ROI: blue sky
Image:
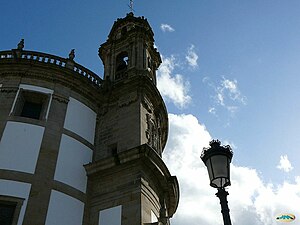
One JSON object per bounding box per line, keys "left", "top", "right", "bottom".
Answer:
{"left": 1, "top": 1, "right": 300, "bottom": 224}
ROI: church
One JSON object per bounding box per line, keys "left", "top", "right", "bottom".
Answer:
{"left": 0, "top": 12, "right": 179, "bottom": 225}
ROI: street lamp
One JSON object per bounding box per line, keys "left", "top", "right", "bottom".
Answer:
{"left": 201, "top": 140, "right": 233, "bottom": 225}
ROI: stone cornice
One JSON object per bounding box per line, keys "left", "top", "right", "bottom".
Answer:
{"left": 0, "top": 63, "right": 102, "bottom": 107}
{"left": 0, "top": 86, "right": 19, "bottom": 93}
{"left": 84, "top": 144, "right": 179, "bottom": 217}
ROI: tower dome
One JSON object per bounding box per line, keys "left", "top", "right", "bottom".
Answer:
{"left": 99, "top": 13, "right": 161, "bottom": 85}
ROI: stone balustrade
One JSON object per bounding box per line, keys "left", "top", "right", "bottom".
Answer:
{"left": 0, "top": 49, "right": 103, "bottom": 87}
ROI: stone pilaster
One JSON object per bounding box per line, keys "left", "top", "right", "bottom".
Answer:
{"left": 22, "top": 86, "right": 70, "bottom": 225}
{"left": 0, "top": 78, "right": 20, "bottom": 141}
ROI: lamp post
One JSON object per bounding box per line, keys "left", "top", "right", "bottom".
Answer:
{"left": 201, "top": 140, "right": 233, "bottom": 225}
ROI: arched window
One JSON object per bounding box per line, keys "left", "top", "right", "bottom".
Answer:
{"left": 116, "top": 52, "right": 128, "bottom": 73}
{"left": 121, "top": 26, "right": 127, "bottom": 36}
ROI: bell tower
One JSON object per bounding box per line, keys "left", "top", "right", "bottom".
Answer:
{"left": 99, "top": 12, "right": 161, "bottom": 85}
{"left": 83, "top": 13, "right": 179, "bottom": 225}
{"left": 95, "top": 13, "right": 169, "bottom": 159}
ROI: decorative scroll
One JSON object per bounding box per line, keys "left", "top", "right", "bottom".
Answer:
{"left": 142, "top": 96, "right": 153, "bottom": 113}
{"left": 52, "top": 93, "right": 69, "bottom": 104}
{"left": 146, "top": 113, "right": 162, "bottom": 151}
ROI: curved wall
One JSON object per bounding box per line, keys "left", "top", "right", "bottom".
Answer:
{"left": 0, "top": 79, "right": 97, "bottom": 225}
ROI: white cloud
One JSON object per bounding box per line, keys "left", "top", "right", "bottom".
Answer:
{"left": 163, "top": 113, "right": 300, "bottom": 225}
{"left": 185, "top": 44, "right": 198, "bottom": 68}
{"left": 277, "top": 155, "right": 293, "bottom": 172}
{"left": 161, "top": 23, "right": 175, "bottom": 32}
{"left": 223, "top": 139, "right": 237, "bottom": 149}
{"left": 208, "top": 107, "right": 216, "bottom": 115}
{"left": 204, "top": 76, "right": 246, "bottom": 116}
{"left": 217, "top": 77, "right": 247, "bottom": 107}
{"left": 217, "top": 92, "right": 225, "bottom": 106}
{"left": 157, "top": 56, "right": 191, "bottom": 108}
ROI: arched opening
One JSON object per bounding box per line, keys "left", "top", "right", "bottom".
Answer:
{"left": 116, "top": 52, "right": 129, "bottom": 79}
{"left": 116, "top": 52, "right": 128, "bottom": 71}
{"left": 121, "top": 26, "right": 127, "bottom": 36}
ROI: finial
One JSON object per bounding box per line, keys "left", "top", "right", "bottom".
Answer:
{"left": 204, "top": 139, "right": 232, "bottom": 153}
{"left": 128, "top": 0, "right": 134, "bottom": 13}
{"left": 17, "top": 39, "right": 24, "bottom": 50}
{"left": 209, "top": 139, "right": 221, "bottom": 147}
{"left": 68, "top": 49, "right": 75, "bottom": 60}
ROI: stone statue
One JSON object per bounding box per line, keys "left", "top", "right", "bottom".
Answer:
{"left": 68, "top": 49, "right": 75, "bottom": 60}
{"left": 17, "top": 39, "right": 24, "bottom": 50}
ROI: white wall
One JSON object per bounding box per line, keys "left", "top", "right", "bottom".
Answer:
{"left": 99, "top": 205, "right": 122, "bottom": 225}
{"left": 0, "top": 179, "right": 31, "bottom": 225}
{"left": 64, "top": 97, "right": 97, "bottom": 144}
{"left": 0, "top": 122, "right": 44, "bottom": 173}
{"left": 54, "top": 134, "right": 92, "bottom": 193}
{"left": 45, "top": 190, "right": 84, "bottom": 225}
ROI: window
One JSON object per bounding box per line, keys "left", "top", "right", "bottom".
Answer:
{"left": 121, "top": 26, "right": 127, "bottom": 36}
{"left": 0, "top": 196, "right": 24, "bottom": 225}
{"left": 115, "top": 52, "right": 129, "bottom": 80}
{"left": 116, "top": 52, "right": 128, "bottom": 72}
{"left": 0, "top": 202, "right": 16, "bottom": 225}
{"left": 13, "top": 89, "right": 50, "bottom": 120}
{"left": 20, "top": 101, "right": 43, "bottom": 119}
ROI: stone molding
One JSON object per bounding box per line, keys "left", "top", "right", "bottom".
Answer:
{"left": 84, "top": 144, "right": 179, "bottom": 218}
{"left": 0, "top": 86, "right": 19, "bottom": 93}
{"left": 0, "top": 169, "right": 86, "bottom": 203}
{"left": 52, "top": 93, "right": 69, "bottom": 104}
{"left": 0, "top": 66, "right": 100, "bottom": 107}
{"left": 142, "top": 95, "right": 154, "bottom": 113}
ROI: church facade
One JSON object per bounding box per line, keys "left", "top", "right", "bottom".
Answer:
{"left": 0, "top": 13, "right": 179, "bottom": 225}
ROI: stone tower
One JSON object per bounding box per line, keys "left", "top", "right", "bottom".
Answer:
{"left": 84, "top": 13, "right": 178, "bottom": 225}
{"left": 0, "top": 13, "right": 178, "bottom": 225}
{"left": 97, "top": 12, "right": 165, "bottom": 158}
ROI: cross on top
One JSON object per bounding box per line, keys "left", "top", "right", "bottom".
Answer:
{"left": 129, "top": 0, "right": 134, "bottom": 12}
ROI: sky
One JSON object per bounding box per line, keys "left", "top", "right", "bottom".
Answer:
{"left": 1, "top": 1, "right": 300, "bottom": 224}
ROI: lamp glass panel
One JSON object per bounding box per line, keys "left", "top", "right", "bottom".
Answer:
{"left": 210, "top": 155, "right": 228, "bottom": 178}
{"left": 205, "top": 158, "right": 214, "bottom": 181}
